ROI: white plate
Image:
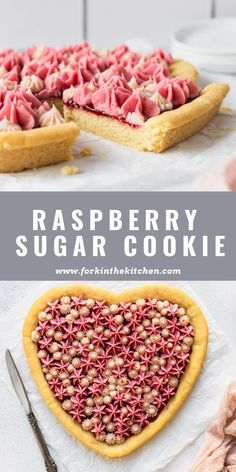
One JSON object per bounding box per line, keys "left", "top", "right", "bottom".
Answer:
{"left": 171, "top": 17, "right": 236, "bottom": 73}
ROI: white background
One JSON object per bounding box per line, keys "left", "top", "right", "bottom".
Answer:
{"left": 0, "top": 0, "right": 235, "bottom": 49}
{"left": 0, "top": 281, "right": 235, "bottom": 472}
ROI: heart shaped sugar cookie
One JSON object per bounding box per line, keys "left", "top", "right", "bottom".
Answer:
{"left": 23, "top": 284, "right": 208, "bottom": 458}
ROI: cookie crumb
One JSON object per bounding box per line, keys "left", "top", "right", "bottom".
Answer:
{"left": 61, "top": 165, "right": 79, "bottom": 175}
{"left": 200, "top": 123, "right": 235, "bottom": 140}
{"left": 218, "top": 106, "right": 233, "bottom": 115}
{"left": 79, "top": 147, "right": 92, "bottom": 157}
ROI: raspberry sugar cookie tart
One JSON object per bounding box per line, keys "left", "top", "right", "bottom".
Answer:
{"left": 23, "top": 284, "right": 208, "bottom": 458}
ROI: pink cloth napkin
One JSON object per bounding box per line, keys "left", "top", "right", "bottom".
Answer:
{"left": 225, "top": 158, "right": 236, "bottom": 191}
{"left": 187, "top": 381, "right": 236, "bottom": 472}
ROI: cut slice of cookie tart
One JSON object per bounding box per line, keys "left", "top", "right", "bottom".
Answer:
{"left": 0, "top": 84, "right": 79, "bottom": 172}
{"left": 63, "top": 72, "right": 228, "bottom": 153}
{"left": 17, "top": 43, "right": 203, "bottom": 154}
{"left": 23, "top": 284, "right": 208, "bottom": 458}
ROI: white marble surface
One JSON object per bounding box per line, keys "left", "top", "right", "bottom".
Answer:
{"left": 0, "top": 280, "right": 235, "bottom": 472}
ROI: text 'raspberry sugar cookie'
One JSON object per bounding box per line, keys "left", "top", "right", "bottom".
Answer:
{"left": 23, "top": 284, "right": 208, "bottom": 458}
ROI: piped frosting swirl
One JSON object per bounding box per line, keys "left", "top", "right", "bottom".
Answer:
{"left": 39, "top": 105, "right": 65, "bottom": 127}
{"left": 0, "top": 116, "right": 21, "bottom": 132}
{"left": 21, "top": 74, "right": 44, "bottom": 94}
{"left": 0, "top": 90, "right": 40, "bottom": 130}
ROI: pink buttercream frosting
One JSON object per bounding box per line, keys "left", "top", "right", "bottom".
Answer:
{"left": 0, "top": 42, "right": 199, "bottom": 129}
{"left": 77, "top": 52, "right": 106, "bottom": 80}
{"left": 21, "top": 46, "right": 57, "bottom": 64}
{"left": 156, "top": 77, "right": 199, "bottom": 107}
{"left": 133, "top": 59, "right": 169, "bottom": 84}
{"left": 57, "top": 42, "right": 92, "bottom": 64}
{"left": 106, "top": 45, "right": 173, "bottom": 71}
{"left": 32, "top": 295, "right": 194, "bottom": 444}
{"left": 36, "top": 65, "right": 84, "bottom": 100}
{"left": 63, "top": 71, "right": 199, "bottom": 124}
{"left": 148, "top": 48, "right": 173, "bottom": 65}
{"left": 0, "top": 64, "right": 20, "bottom": 82}
{"left": 96, "top": 65, "right": 132, "bottom": 85}
{"left": 21, "top": 60, "right": 58, "bottom": 81}
{"left": 0, "top": 49, "right": 21, "bottom": 69}
{"left": 91, "top": 76, "right": 133, "bottom": 119}
{"left": 0, "top": 90, "right": 41, "bottom": 129}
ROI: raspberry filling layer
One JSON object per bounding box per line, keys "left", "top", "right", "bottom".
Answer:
{"left": 31, "top": 295, "right": 194, "bottom": 445}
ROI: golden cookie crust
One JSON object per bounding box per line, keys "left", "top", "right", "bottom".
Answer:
{"left": 64, "top": 83, "right": 229, "bottom": 153}
{"left": 23, "top": 284, "right": 208, "bottom": 458}
{"left": 169, "top": 59, "right": 199, "bottom": 83}
{"left": 0, "top": 122, "right": 80, "bottom": 173}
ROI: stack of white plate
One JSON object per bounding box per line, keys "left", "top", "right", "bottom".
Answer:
{"left": 171, "top": 17, "right": 236, "bottom": 74}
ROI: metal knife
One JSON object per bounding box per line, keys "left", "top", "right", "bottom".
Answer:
{"left": 5, "top": 349, "right": 57, "bottom": 472}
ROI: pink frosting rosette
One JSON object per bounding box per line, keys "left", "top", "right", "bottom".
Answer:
{"left": 59, "top": 67, "right": 83, "bottom": 88}
{"left": 175, "top": 77, "right": 199, "bottom": 100}
{"left": 36, "top": 73, "right": 62, "bottom": 99}
{"left": 106, "top": 44, "right": 140, "bottom": 70}
{"left": 0, "top": 89, "right": 41, "bottom": 129}
{"left": 20, "top": 89, "right": 42, "bottom": 109}
{"left": 119, "top": 51, "right": 141, "bottom": 69}
{"left": 109, "top": 44, "right": 131, "bottom": 62}
{"left": 0, "top": 50, "right": 21, "bottom": 71}
{"left": 57, "top": 42, "right": 91, "bottom": 63}
{"left": 133, "top": 59, "right": 170, "bottom": 84}
{"left": 21, "top": 60, "right": 59, "bottom": 80}
{"left": 69, "top": 83, "right": 97, "bottom": 107}
{"left": 156, "top": 77, "right": 199, "bottom": 107}
{"left": 0, "top": 64, "right": 20, "bottom": 82}
{"left": 37, "top": 65, "right": 86, "bottom": 100}
{"left": 96, "top": 65, "right": 132, "bottom": 85}
{"left": 78, "top": 52, "right": 107, "bottom": 82}
{"left": 91, "top": 75, "right": 132, "bottom": 117}
{"left": 21, "top": 46, "right": 58, "bottom": 65}
{"left": 147, "top": 48, "right": 173, "bottom": 65}
{"left": 121, "top": 90, "right": 161, "bottom": 121}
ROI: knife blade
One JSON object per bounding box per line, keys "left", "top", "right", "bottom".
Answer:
{"left": 5, "top": 349, "right": 57, "bottom": 472}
